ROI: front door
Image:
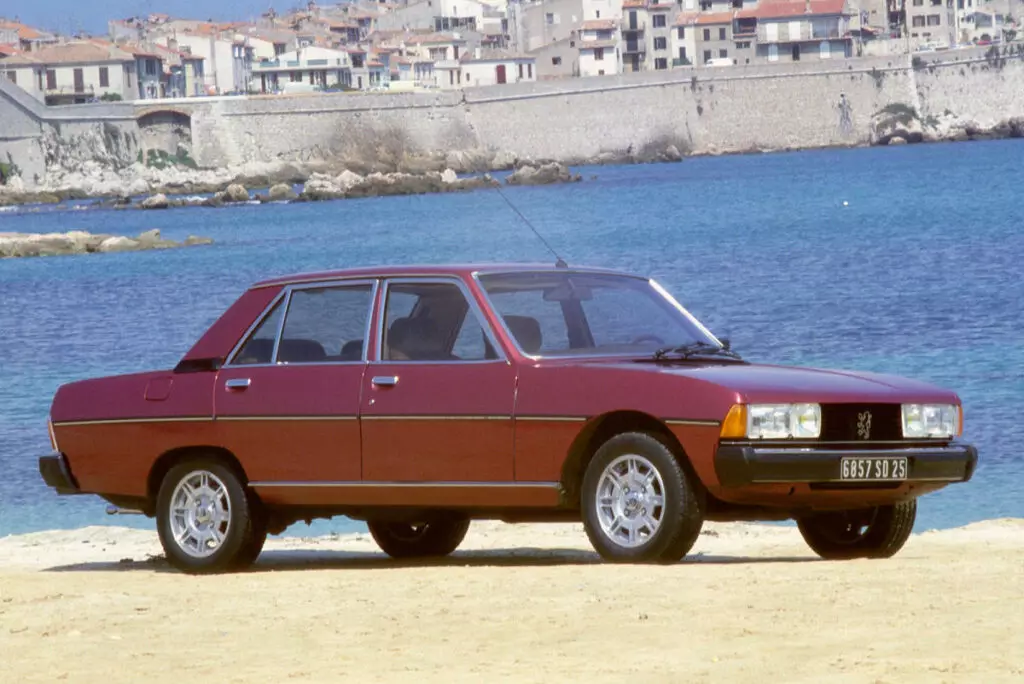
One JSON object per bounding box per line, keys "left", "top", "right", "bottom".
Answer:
{"left": 495, "top": 64, "right": 507, "bottom": 84}
{"left": 215, "top": 280, "right": 376, "bottom": 490}
{"left": 360, "top": 277, "right": 516, "bottom": 483}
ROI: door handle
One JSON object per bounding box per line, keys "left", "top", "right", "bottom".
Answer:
{"left": 371, "top": 375, "right": 399, "bottom": 387}
{"left": 225, "top": 378, "right": 251, "bottom": 390}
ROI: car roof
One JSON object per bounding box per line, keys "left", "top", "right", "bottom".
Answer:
{"left": 250, "top": 262, "right": 641, "bottom": 288}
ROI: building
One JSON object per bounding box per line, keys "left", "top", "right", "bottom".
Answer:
{"left": 375, "top": 0, "right": 490, "bottom": 32}
{"left": 621, "top": 0, "right": 674, "bottom": 72}
{"left": 151, "top": 25, "right": 254, "bottom": 94}
{"left": 577, "top": 18, "right": 620, "bottom": 75}
{"left": 0, "top": 40, "right": 138, "bottom": 104}
{"left": 0, "top": 18, "right": 58, "bottom": 52}
{"left": 746, "top": 0, "right": 854, "bottom": 62}
{"left": 906, "top": 0, "right": 957, "bottom": 46}
{"left": 152, "top": 41, "right": 206, "bottom": 97}
{"left": 460, "top": 48, "right": 537, "bottom": 85}
{"left": 251, "top": 45, "right": 352, "bottom": 92}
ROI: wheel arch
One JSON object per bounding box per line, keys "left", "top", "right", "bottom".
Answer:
{"left": 559, "top": 410, "right": 704, "bottom": 508}
{"left": 146, "top": 445, "right": 249, "bottom": 514}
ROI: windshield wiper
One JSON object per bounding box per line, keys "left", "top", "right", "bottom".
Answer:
{"left": 652, "top": 341, "right": 744, "bottom": 361}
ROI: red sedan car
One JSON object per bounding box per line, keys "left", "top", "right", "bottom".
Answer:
{"left": 39, "top": 264, "right": 978, "bottom": 573}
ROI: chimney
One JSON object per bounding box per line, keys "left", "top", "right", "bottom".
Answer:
{"left": 168, "top": 37, "right": 178, "bottom": 51}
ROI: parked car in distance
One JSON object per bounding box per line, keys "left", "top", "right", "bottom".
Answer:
{"left": 39, "top": 263, "right": 979, "bottom": 573}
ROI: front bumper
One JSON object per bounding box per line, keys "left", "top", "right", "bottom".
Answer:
{"left": 714, "top": 441, "right": 979, "bottom": 488}
{"left": 39, "top": 452, "right": 82, "bottom": 495}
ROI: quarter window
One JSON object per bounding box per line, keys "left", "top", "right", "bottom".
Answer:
{"left": 380, "top": 281, "right": 493, "bottom": 361}
{"left": 232, "top": 298, "right": 286, "bottom": 365}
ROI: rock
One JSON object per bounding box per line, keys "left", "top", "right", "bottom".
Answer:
{"left": 335, "top": 170, "right": 364, "bottom": 193}
{"left": 140, "top": 193, "right": 169, "bottom": 209}
{"left": 663, "top": 145, "right": 683, "bottom": 162}
{"left": 491, "top": 150, "right": 518, "bottom": 170}
{"left": 440, "top": 168, "right": 459, "bottom": 184}
{"left": 98, "top": 236, "right": 141, "bottom": 252}
{"left": 0, "top": 230, "right": 213, "bottom": 258}
{"left": 505, "top": 162, "right": 582, "bottom": 186}
{"left": 870, "top": 105, "right": 924, "bottom": 145}
{"left": 888, "top": 136, "right": 908, "bottom": 145}
{"left": 267, "top": 183, "right": 298, "bottom": 201}
{"left": 223, "top": 184, "right": 250, "bottom": 203}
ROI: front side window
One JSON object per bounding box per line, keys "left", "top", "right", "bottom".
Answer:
{"left": 477, "top": 272, "right": 718, "bottom": 358}
{"left": 380, "top": 281, "right": 493, "bottom": 361}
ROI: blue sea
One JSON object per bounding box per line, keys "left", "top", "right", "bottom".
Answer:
{"left": 1, "top": 140, "right": 1022, "bottom": 539}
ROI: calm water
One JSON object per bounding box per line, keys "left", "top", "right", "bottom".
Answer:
{"left": 1, "top": 140, "right": 1022, "bottom": 539}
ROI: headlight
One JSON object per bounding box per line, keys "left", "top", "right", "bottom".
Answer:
{"left": 902, "top": 404, "right": 958, "bottom": 438}
{"left": 747, "top": 403, "right": 821, "bottom": 439}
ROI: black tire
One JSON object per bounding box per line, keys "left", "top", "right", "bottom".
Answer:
{"left": 796, "top": 499, "right": 917, "bottom": 560}
{"left": 155, "top": 457, "right": 262, "bottom": 574}
{"left": 580, "top": 432, "right": 704, "bottom": 563}
{"left": 367, "top": 516, "right": 470, "bottom": 559}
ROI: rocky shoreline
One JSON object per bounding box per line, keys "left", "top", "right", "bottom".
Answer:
{"left": 0, "top": 229, "right": 213, "bottom": 258}
{"left": 0, "top": 111, "right": 1021, "bottom": 209}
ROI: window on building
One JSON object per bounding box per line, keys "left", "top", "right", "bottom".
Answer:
{"left": 719, "top": 27, "right": 727, "bottom": 40}
{"left": 703, "top": 28, "right": 710, "bottom": 40}
{"left": 719, "top": 48, "right": 728, "bottom": 58}
{"left": 930, "top": 0, "right": 941, "bottom": 4}
{"left": 768, "top": 43, "right": 778, "bottom": 61}
{"left": 912, "top": 15, "right": 926, "bottom": 26}
{"left": 737, "top": 41, "right": 751, "bottom": 48}
{"left": 653, "top": 14, "right": 666, "bottom": 27}
{"left": 679, "top": 47, "right": 687, "bottom": 61}
{"left": 5, "top": 71, "right": 15, "bottom": 84}
{"left": 654, "top": 37, "right": 667, "bottom": 50}
{"left": 596, "top": 9, "right": 601, "bottom": 17}
{"left": 912, "top": 0, "right": 923, "bottom": 5}
{"left": 545, "top": 12, "right": 555, "bottom": 24}
{"left": 528, "top": 63, "right": 533, "bottom": 78}
{"left": 820, "top": 40, "right": 831, "bottom": 58}
{"left": 598, "top": 69, "right": 605, "bottom": 75}
{"left": 518, "top": 63, "right": 524, "bottom": 78}
{"left": 146, "top": 59, "right": 156, "bottom": 76}
{"left": 654, "top": 57, "right": 667, "bottom": 69}
{"left": 99, "top": 67, "right": 109, "bottom": 87}
{"left": 926, "top": 13, "right": 941, "bottom": 24}
{"left": 36, "top": 69, "right": 43, "bottom": 90}
{"left": 703, "top": 49, "right": 712, "bottom": 62}
{"left": 700, "top": 0, "right": 712, "bottom": 9}
{"left": 553, "top": 56, "right": 562, "bottom": 65}
{"left": 677, "top": 27, "right": 685, "bottom": 39}
{"left": 732, "top": 0, "right": 742, "bottom": 6}
{"left": 46, "top": 69, "right": 56, "bottom": 89}
{"left": 595, "top": 47, "right": 605, "bottom": 60}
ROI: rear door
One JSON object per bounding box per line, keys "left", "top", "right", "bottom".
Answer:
{"left": 214, "top": 279, "right": 377, "bottom": 487}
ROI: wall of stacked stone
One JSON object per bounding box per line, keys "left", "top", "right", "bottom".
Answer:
{"left": 3, "top": 45, "right": 1024, "bottom": 184}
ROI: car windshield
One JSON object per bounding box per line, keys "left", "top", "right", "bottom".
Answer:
{"left": 476, "top": 271, "right": 721, "bottom": 358}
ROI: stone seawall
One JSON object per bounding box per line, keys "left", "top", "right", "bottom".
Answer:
{"left": 2, "top": 45, "right": 1023, "bottom": 190}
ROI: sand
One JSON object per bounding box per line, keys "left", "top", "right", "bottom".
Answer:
{"left": 1, "top": 517, "right": 1022, "bottom": 683}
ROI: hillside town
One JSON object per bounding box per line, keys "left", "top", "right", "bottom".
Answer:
{"left": 0, "top": 0, "right": 1019, "bottom": 103}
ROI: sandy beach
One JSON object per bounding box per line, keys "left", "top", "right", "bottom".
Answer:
{"left": 1, "top": 518, "right": 1022, "bottom": 683}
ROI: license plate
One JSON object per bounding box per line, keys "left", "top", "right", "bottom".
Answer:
{"left": 839, "top": 456, "right": 908, "bottom": 481}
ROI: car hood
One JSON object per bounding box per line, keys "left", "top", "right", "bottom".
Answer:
{"left": 601, "top": 360, "right": 960, "bottom": 404}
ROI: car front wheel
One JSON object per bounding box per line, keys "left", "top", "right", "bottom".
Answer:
{"left": 796, "top": 500, "right": 917, "bottom": 560}
{"left": 367, "top": 516, "right": 471, "bottom": 559}
{"left": 581, "top": 432, "right": 704, "bottom": 563}
{"left": 156, "top": 458, "right": 265, "bottom": 574}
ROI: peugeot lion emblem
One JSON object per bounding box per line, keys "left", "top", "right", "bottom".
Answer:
{"left": 857, "top": 411, "right": 873, "bottom": 440}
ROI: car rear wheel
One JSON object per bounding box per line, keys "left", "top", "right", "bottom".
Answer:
{"left": 156, "top": 458, "right": 265, "bottom": 574}
{"left": 367, "top": 516, "right": 471, "bottom": 559}
{"left": 796, "top": 500, "right": 917, "bottom": 560}
{"left": 581, "top": 432, "right": 704, "bottom": 563}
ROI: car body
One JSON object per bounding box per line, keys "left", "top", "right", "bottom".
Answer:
{"left": 39, "top": 263, "right": 979, "bottom": 572}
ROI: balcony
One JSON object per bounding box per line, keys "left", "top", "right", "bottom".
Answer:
{"left": 672, "top": 57, "right": 691, "bottom": 66}
{"left": 621, "top": 18, "right": 646, "bottom": 33}
{"left": 622, "top": 40, "right": 646, "bottom": 54}
{"left": 757, "top": 22, "right": 846, "bottom": 43}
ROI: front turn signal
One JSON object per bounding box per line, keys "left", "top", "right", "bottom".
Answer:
{"left": 957, "top": 405, "right": 964, "bottom": 437}
{"left": 720, "top": 404, "right": 747, "bottom": 439}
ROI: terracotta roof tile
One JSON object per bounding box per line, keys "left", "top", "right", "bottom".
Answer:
{"left": 581, "top": 19, "right": 617, "bottom": 30}
{"left": 695, "top": 11, "right": 736, "bottom": 24}
{"left": 23, "top": 41, "right": 135, "bottom": 64}
{"left": 579, "top": 39, "right": 618, "bottom": 49}
{"left": 738, "top": 0, "right": 849, "bottom": 18}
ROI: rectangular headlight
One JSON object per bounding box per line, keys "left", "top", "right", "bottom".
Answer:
{"left": 902, "top": 404, "right": 958, "bottom": 438}
{"left": 747, "top": 403, "right": 821, "bottom": 439}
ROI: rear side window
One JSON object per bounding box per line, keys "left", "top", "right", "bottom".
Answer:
{"left": 277, "top": 285, "right": 373, "bottom": 362}
{"left": 232, "top": 299, "right": 285, "bottom": 365}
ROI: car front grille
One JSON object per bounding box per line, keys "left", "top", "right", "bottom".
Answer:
{"left": 820, "top": 403, "right": 903, "bottom": 442}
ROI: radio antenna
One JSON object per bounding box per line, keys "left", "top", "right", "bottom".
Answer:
{"left": 495, "top": 185, "right": 568, "bottom": 268}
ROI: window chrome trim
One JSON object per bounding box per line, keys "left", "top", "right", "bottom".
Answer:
{"left": 469, "top": 270, "right": 722, "bottom": 361}
{"left": 372, "top": 275, "right": 509, "bottom": 364}
{"left": 223, "top": 278, "right": 380, "bottom": 368}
